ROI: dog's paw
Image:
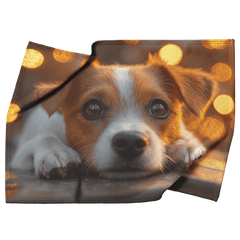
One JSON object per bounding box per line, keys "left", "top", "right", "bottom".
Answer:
{"left": 33, "top": 136, "right": 81, "bottom": 179}
{"left": 189, "top": 145, "right": 206, "bottom": 162}
{"left": 170, "top": 138, "right": 206, "bottom": 166}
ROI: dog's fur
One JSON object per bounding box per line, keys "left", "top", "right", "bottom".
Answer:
{"left": 11, "top": 54, "right": 217, "bottom": 179}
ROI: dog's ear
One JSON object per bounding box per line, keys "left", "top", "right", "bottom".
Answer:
{"left": 34, "top": 81, "right": 72, "bottom": 117}
{"left": 34, "top": 55, "right": 92, "bottom": 116}
{"left": 147, "top": 53, "right": 217, "bottom": 117}
{"left": 167, "top": 65, "right": 217, "bottom": 117}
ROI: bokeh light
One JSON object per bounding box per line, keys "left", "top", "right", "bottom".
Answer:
{"left": 230, "top": 112, "right": 235, "bottom": 129}
{"left": 7, "top": 103, "right": 20, "bottom": 123}
{"left": 159, "top": 44, "right": 183, "bottom": 66}
{"left": 22, "top": 49, "right": 44, "bottom": 68}
{"left": 199, "top": 116, "right": 226, "bottom": 141}
{"left": 211, "top": 63, "right": 232, "bottom": 82}
{"left": 213, "top": 94, "right": 234, "bottom": 115}
{"left": 124, "top": 40, "right": 140, "bottom": 44}
{"left": 5, "top": 171, "right": 18, "bottom": 180}
{"left": 201, "top": 39, "right": 233, "bottom": 49}
{"left": 184, "top": 113, "right": 201, "bottom": 131}
{"left": 6, "top": 183, "right": 18, "bottom": 198}
{"left": 53, "top": 49, "right": 76, "bottom": 63}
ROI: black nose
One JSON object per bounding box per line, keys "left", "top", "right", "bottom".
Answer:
{"left": 112, "top": 131, "right": 149, "bottom": 158}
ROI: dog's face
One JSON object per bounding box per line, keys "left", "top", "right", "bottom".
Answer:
{"left": 36, "top": 55, "right": 216, "bottom": 179}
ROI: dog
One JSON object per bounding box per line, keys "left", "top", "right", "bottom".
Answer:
{"left": 10, "top": 53, "right": 217, "bottom": 179}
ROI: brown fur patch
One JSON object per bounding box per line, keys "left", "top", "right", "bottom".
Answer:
{"left": 61, "top": 65, "right": 123, "bottom": 166}
{"left": 130, "top": 65, "right": 182, "bottom": 145}
{"left": 147, "top": 53, "right": 217, "bottom": 118}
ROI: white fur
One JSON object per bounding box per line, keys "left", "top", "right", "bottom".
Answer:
{"left": 114, "top": 67, "right": 133, "bottom": 104}
{"left": 11, "top": 106, "right": 81, "bottom": 178}
{"left": 93, "top": 114, "right": 166, "bottom": 178}
{"left": 180, "top": 123, "right": 206, "bottom": 162}
{"left": 92, "top": 67, "right": 166, "bottom": 178}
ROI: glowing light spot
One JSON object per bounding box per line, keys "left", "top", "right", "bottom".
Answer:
{"left": 6, "top": 183, "right": 18, "bottom": 198}
{"left": 211, "top": 63, "right": 232, "bottom": 82}
{"left": 22, "top": 49, "right": 44, "bottom": 68}
{"left": 199, "top": 116, "right": 226, "bottom": 141}
{"left": 6, "top": 183, "right": 18, "bottom": 188}
{"left": 159, "top": 44, "right": 183, "bottom": 66}
{"left": 7, "top": 103, "right": 20, "bottom": 123}
{"left": 196, "top": 158, "right": 226, "bottom": 171}
{"left": 184, "top": 113, "right": 201, "bottom": 131}
{"left": 230, "top": 112, "right": 235, "bottom": 129}
{"left": 213, "top": 95, "right": 234, "bottom": 115}
{"left": 53, "top": 49, "right": 76, "bottom": 63}
{"left": 5, "top": 171, "right": 18, "bottom": 180}
{"left": 201, "top": 39, "right": 233, "bottom": 49}
{"left": 124, "top": 40, "right": 140, "bottom": 44}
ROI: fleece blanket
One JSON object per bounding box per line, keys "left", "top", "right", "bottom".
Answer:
{"left": 6, "top": 40, "right": 234, "bottom": 203}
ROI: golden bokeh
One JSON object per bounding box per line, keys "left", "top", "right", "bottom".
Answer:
{"left": 7, "top": 103, "right": 20, "bottom": 123}
{"left": 5, "top": 171, "right": 18, "bottom": 180}
{"left": 124, "top": 40, "right": 140, "bottom": 44}
{"left": 6, "top": 183, "right": 18, "bottom": 198}
{"left": 22, "top": 49, "right": 44, "bottom": 68}
{"left": 53, "top": 49, "right": 76, "bottom": 63}
{"left": 230, "top": 112, "right": 235, "bottom": 129}
{"left": 201, "top": 39, "right": 233, "bottom": 50}
{"left": 159, "top": 44, "right": 183, "bottom": 66}
{"left": 213, "top": 94, "right": 234, "bottom": 115}
{"left": 184, "top": 113, "right": 201, "bottom": 131}
{"left": 199, "top": 116, "right": 226, "bottom": 141}
{"left": 211, "top": 63, "right": 232, "bottom": 82}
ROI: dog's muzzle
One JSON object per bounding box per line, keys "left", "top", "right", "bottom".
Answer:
{"left": 111, "top": 131, "right": 149, "bottom": 158}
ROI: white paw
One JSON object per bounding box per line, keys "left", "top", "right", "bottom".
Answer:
{"left": 170, "top": 139, "right": 206, "bottom": 166}
{"left": 189, "top": 145, "right": 206, "bottom": 162}
{"left": 184, "top": 148, "right": 190, "bottom": 164}
{"left": 184, "top": 145, "right": 206, "bottom": 166}
{"left": 33, "top": 136, "right": 81, "bottom": 178}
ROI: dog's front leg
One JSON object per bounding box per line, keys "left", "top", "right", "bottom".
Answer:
{"left": 180, "top": 123, "right": 206, "bottom": 164}
{"left": 11, "top": 134, "right": 81, "bottom": 178}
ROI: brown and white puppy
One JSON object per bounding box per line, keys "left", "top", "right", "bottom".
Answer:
{"left": 11, "top": 54, "right": 217, "bottom": 179}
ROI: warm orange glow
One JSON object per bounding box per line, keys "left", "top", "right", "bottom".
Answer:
{"left": 22, "top": 49, "right": 44, "bottom": 68}
{"left": 53, "top": 49, "right": 76, "bottom": 63}
{"left": 184, "top": 113, "right": 201, "bottom": 131}
{"left": 7, "top": 103, "right": 20, "bottom": 123}
{"left": 5, "top": 171, "right": 18, "bottom": 180}
{"left": 124, "top": 40, "right": 140, "bottom": 44}
{"left": 230, "top": 112, "right": 235, "bottom": 129}
{"left": 211, "top": 63, "right": 232, "bottom": 82}
{"left": 159, "top": 44, "right": 183, "bottom": 66}
{"left": 201, "top": 39, "right": 233, "bottom": 49}
{"left": 6, "top": 183, "right": 18, "bottom": 198}
{"left": 199, "top": 116, "right": 226, "bottom": 141}
{"left": 6, "top": 183, "right": 18, "bottom": 188}
{"left": 213, "top": 95, "right": 234, "bottom": 115}
{"left": 196, "top": 158, "right": 226, "bottom": 171}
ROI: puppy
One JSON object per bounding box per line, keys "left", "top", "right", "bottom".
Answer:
{"left": 11, "top": 54, "right": 217, "bottom": 179}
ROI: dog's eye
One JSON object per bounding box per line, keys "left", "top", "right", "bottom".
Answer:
{"left": 82, "top": 99, "right": 106, "bottom": 119}
{"left": 85, "top": 103, "right": 102, "bottom": 117}
{"left": 149, "top": 99, "right": 169, "bottom": 118}
{"left": 151, "top": 103, "right": 165, "bottom": 115}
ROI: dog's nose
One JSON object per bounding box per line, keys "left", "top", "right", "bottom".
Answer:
{"left": 112, "top": 131, "right": 148, "bottom": 158}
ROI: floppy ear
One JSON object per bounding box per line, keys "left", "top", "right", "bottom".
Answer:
{"left": 167, "top": 65, "right": 217, "bottom": 118}
{"left": 34, "top": 54, "right": 93, "bottom": 116}
{"left": 147, "top": 53, "right": 217, "bottom": 118}
{"left": 34, "top": 81, "right": 71, "bottom": 117}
